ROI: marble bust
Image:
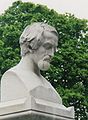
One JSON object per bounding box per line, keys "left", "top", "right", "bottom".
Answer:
{"left": 1, "top": 22, "right": 62, "bottom": 103}
{"left": 0, "top": 23, "right": 74, "bottom": 120}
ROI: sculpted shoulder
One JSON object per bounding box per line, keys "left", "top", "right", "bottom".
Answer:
{"left": 1, "top": 65, "right": 48, "bottom": 91}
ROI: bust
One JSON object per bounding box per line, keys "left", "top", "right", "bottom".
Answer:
{"left": 1, "top": 22, "right": 62, "bottom": 104}
{"left": 0, "top": 22, "right": 75, "bottom": 120}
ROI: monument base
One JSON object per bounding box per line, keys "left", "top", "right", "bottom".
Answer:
{"left": 0, "top": 96, "right": 74, "bottom": 120}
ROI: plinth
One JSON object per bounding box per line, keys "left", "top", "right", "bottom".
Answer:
{"left": 0, "top": 96, "right": 74, "bottom": 120}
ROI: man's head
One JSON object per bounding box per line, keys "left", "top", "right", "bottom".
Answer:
{"left": 20, "top": 22, "right": 58, "bottom": 71}
{"left": 20, "top": 22, "right": 58, "bottom": 56}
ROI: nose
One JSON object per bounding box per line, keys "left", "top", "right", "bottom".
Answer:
{"left": 47, "top": 48, "right": 54, "bottom": 57}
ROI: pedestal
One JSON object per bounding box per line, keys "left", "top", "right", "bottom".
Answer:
{"left": 0, "top": 96, "right": 74, "bottom": 120}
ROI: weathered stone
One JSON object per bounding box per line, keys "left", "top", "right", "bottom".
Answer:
{"left": 0, "top": 22, "right": 74, "bottom": 120}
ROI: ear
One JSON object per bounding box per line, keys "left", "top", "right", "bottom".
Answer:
{"left": 26, "top": 42, "right": 33, "bottom": 53}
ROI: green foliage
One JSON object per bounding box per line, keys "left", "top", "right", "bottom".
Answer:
{"left": 0, "top": 1, "right": 88, "bottom": 119}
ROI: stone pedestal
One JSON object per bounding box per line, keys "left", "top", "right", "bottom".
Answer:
{"left": 0, "top": 96, "right": 74, "bottom": 120}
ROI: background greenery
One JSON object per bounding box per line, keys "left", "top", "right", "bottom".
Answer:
{"left": 0, "top": 1, "right": 88, "bottom": 119}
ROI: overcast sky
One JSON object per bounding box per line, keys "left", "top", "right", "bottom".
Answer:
{"left": 0, "top": 0, "right": 88, "bottom": 19}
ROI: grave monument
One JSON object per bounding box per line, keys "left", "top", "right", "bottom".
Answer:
{"left": 0, "top": 22, "right": 74, "bottom": 120}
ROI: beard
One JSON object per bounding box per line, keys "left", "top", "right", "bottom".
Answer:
{"left": 38, "top": 59, "right": 50, "bottom": 71}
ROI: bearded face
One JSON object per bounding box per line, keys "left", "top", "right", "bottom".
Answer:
{"left": 30, "top": 31, "right": 58, "bottom": 71}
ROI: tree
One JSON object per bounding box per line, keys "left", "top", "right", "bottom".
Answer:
{"left": 0, "top": 1, "right": 88, "bottom": 119}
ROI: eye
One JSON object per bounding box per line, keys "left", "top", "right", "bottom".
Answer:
{"left": 43, "top": 43, "right": 53, "bottom": 50}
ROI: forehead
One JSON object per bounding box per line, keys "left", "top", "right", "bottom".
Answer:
{"left": 43, "top": 31, "right": 58, "bottom": 46}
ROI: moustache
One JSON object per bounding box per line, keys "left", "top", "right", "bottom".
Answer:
{"left": 43, "top": 56, "right": 51, "bottom": 62}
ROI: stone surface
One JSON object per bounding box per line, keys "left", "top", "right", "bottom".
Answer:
{"left": 0, "top": 22, "right": 74, "bottom": 120}
{"left": 1, "top": 23, "right": 60, "bottom": 103}
{"left": 0, "top": 110, "right": 74, "bottom": 120}
{"left": 0, "top": 96, "right": 74, "bottom": 120}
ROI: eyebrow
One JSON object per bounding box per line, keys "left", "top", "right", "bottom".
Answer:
{"left": 51, "top": 31, "right": 58, "bottom": 36}
{"left": 44, "top": 41, "right": 58, "bottom": 47}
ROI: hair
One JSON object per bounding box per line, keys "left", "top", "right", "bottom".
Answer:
{"left": 19, "top": 22, "right": 58, "bottom": 56}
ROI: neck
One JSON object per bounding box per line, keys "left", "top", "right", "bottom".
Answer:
{"left": 18, "top": 53, "right": 40, "bottom": 76}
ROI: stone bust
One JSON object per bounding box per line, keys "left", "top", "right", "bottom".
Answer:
{"left": 1, "top": 22, "right": 62, "bottom": 104}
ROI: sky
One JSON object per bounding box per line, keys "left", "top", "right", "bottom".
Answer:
{"left": 0, "top": 0, "right": 88, "bottom": 19}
